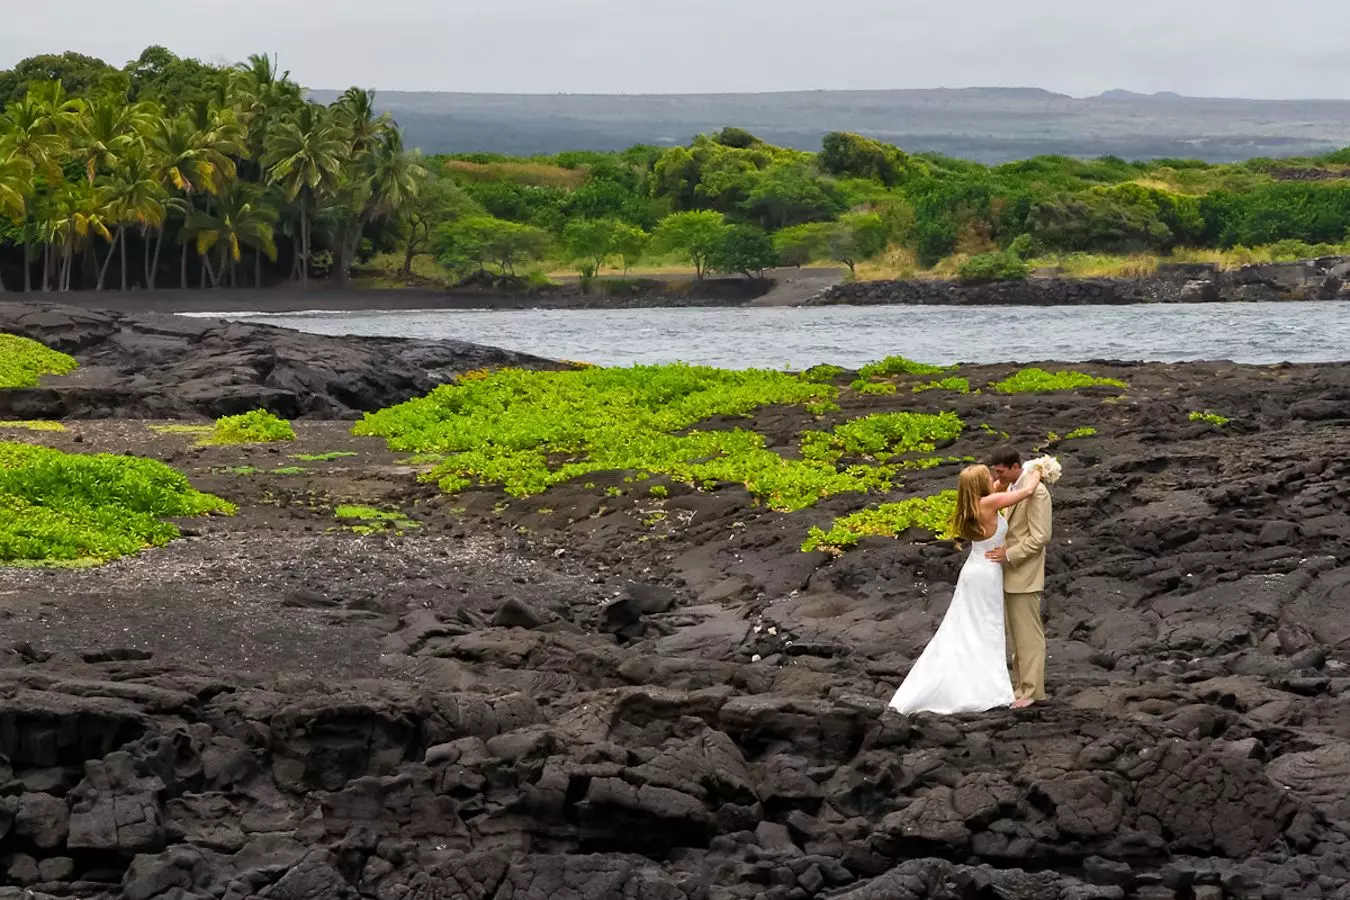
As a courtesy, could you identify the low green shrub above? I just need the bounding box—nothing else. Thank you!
[207,410,296,445]
[0,420,67,432]
[800,364,846,384]
[292,451,359,462]
[335,504,419,534]
[991,368,1127,394]
[913,377,971,394]
[801,412,964,463]
[0,334,78,388]
[1063,426,1098,440]
[851,379,897,395]
[957,251,1030,283]
[0,442,234,564]
[1189,411,1229,426]
[804,400,842,415]
[858,355,948,379]
[802,491,958,553]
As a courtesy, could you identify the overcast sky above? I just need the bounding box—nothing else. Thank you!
[4,0,1349,99]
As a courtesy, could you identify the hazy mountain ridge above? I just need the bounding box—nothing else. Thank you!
[306,87,1350,162]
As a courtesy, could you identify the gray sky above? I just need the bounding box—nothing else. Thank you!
[4,0,1350,99]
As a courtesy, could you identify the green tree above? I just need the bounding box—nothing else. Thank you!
[710,224,777,279]
[612,223,649,274]
[741,164,846,230]
[653,210,728,279]
[99,156,167,290]
[772,222,833,267]
[563,217,621,283]
[396,173,479,276]
[819,132,909,186]
[433,215,550,276]
[826,212,888,277]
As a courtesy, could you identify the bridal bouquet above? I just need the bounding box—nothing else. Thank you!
[1024,455,1063,484]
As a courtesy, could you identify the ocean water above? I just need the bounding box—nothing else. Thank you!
[197,302,1350,369]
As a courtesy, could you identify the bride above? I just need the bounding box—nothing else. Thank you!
[888,463,1045,715]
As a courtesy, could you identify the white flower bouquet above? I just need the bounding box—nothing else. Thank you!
[1024,455,1063,484]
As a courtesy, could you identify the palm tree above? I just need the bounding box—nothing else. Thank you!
[334,88,390,157]
[0,91,73,291]
[181,182,277,287]
[328,129,425,285]
[0,147,34,292]
[263,104,349,288]
[100,156,167,290]
[46,183,111,291]
[74,93,156,185]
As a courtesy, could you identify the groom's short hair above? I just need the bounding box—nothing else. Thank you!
[987,446,1021,468]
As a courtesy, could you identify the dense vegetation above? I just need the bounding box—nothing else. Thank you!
[0,441,233,563]
[6,47,1350,292]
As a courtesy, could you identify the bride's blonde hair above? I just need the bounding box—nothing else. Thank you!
[952,464,995,542]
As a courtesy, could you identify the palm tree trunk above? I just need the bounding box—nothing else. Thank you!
[255,249,262,288]
[181,242,188,290]
[149,226,166,290]
[42,243,50,292]
[22,225,32,292]
[402,242,415,276]
[97,231,118,291]
[300,203,309,289]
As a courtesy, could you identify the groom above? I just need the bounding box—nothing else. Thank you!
[985,447,1053,708]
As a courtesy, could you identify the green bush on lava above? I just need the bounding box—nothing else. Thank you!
[857,355,949,379]
[292,451,358,462]
[800,412,964,463]
[0,442,234,564]
[1189,410,1230,426]
[802,491,958,553]
[0,334,78,389]
[991,368,1127,394]
[334,504,419,535]
[355,363,966,512]
[0,420,67,432]
[800,364,846,384]
[206,409,297,445]
[850,379,897,395]
[913,377,971,394]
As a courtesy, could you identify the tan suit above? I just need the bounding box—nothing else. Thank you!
[1003,482,1052,701]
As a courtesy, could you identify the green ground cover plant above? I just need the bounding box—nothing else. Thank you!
[292,451,359,462]
[913,377,971,394]
[0,420,67,432]
[850,380,897,396]
[334,504,419,535]
[800,412,964,463]
[1189,411,1230,426]
[206,410,296,445]
[0,335,78,388]
[802,491,958,553]
[355,363,964,512]
[0,441,234,564]
[991,368,1128,394]
[858,355,950,379]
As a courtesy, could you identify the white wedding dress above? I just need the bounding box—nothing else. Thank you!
[888,515,1016,715]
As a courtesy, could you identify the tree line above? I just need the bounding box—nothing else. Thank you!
[5,47,1350,293]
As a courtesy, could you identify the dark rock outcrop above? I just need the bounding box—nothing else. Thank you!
[0,301,564,419]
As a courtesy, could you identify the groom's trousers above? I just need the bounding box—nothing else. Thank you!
[1005,591,1047,701]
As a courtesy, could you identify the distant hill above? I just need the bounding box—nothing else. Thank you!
[307,87,1350,163]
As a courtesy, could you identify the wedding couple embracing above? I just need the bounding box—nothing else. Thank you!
[889,447,1055,715]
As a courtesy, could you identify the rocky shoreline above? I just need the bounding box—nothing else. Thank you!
[811,257,1350,307]
[3,317,1350,898]
[9,257,1350,316]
